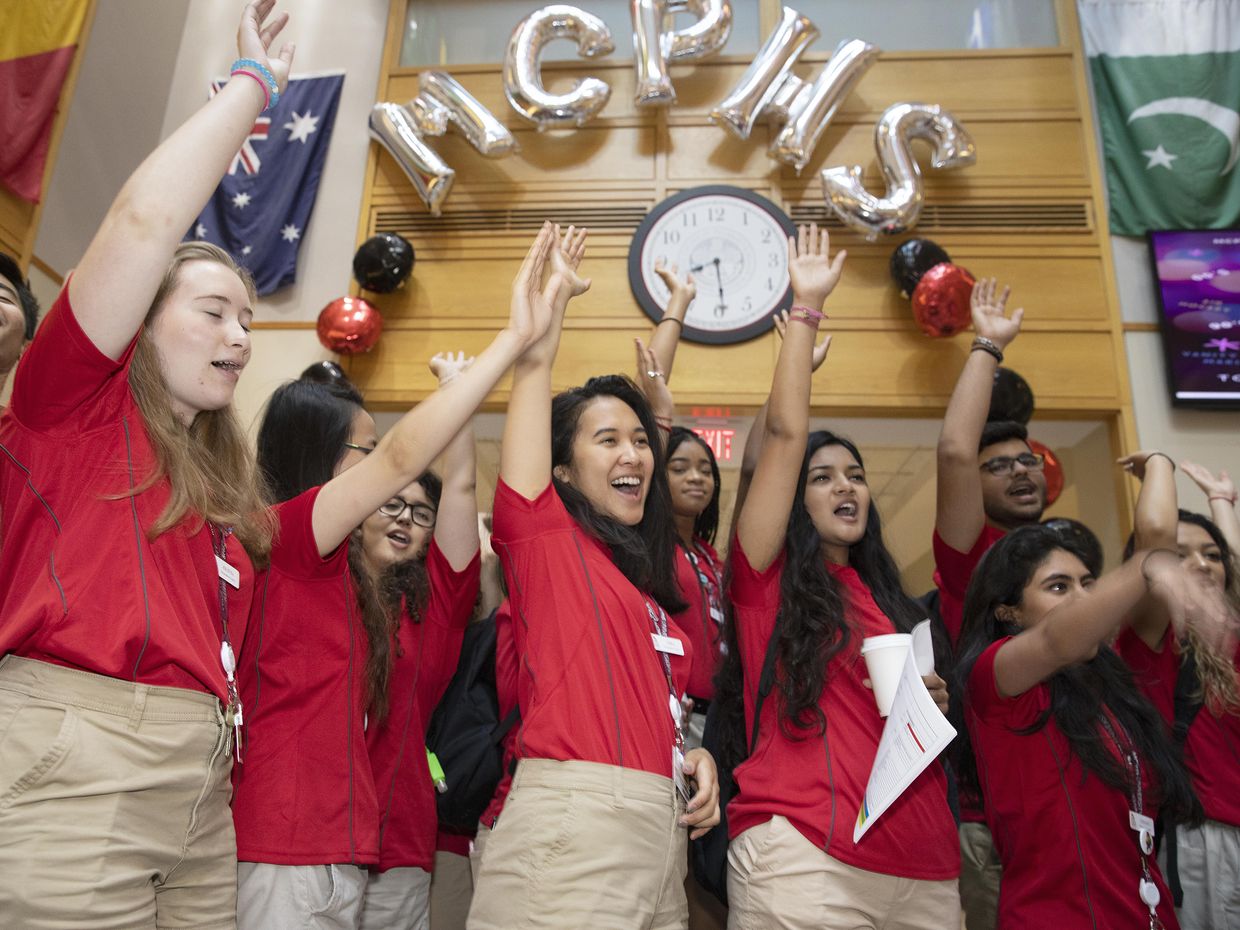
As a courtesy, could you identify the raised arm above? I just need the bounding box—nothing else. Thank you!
[647,261,695,380]
[69,1,294,360]
[736,225,845,570]
[312,225,562,556]
[1119,451,1179,647]
[427,352,481,571]
[500,224,588,499]
[1182,460,1240,559]
[993,550,1224,698]
[935,279,1024,552]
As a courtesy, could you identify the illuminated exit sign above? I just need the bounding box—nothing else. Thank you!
[691,426,736,462]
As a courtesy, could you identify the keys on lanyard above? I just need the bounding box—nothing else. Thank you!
[1101,714,1164,929]
[646,600,691,803]
[213,525,244,761]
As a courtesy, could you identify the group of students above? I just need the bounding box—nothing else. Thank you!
[0,4,1236,930]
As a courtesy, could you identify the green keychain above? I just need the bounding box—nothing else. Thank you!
[426,748,447,793]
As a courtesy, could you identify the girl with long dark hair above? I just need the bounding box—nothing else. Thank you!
[234,228,564,928]
[714,225,959,929]
[953,506,1226,929]
[1113,454,1240,929]
[468,227,720,929]
[0,5,289,924]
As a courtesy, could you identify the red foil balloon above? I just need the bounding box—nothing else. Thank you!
[316,296,383,355]
[911,262,975,338]
[1028,439,1064,506]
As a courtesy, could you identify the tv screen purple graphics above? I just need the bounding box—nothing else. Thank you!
[1149,230,1240,408]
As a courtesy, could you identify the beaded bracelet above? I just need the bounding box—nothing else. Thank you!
[229,69,270,110]
[231,58,280,110]
[971,336,1003,363]
[788,305,826,328]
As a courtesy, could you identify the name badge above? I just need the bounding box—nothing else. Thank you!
[216,555,241,589]
[1129,811,1155,836]
[652,633,684,656]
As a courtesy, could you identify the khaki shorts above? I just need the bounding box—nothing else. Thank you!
[0,655,234,930]
[431,851,473,930]
[362,865,431,930]
[237,862,367,930]
[469,758,688,930]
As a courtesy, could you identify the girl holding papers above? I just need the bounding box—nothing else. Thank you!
[715,225,960,929]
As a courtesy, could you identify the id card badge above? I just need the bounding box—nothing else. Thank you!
[709,604,725,626]
[652,633,684,656]
[216,555,241,589]
[673,746,691,804]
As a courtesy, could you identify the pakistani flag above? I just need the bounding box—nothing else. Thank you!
[1080,0,1240,236]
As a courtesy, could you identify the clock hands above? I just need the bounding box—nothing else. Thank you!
[690,257,728,317]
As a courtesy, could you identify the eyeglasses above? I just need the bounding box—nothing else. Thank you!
[979,452,1045,477]
[343,442,373,455]
[378,497,436,528]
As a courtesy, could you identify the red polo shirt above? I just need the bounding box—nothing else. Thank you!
[368,540,480,872]
[0,285,253,702]
[480,599,518,829]
[726,538,959,881]
[232,488,377,865]
[491,479,692,778]
[672,539,726,702]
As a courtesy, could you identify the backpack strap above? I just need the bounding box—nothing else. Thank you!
[490,705,521,744]
[1165,652,1204,908]
[748,624,782,754]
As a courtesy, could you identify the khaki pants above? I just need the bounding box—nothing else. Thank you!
[236,862,367,930]
[468,823,491,886]
[468,758,689,930]
[362,866,431,930]
[727,815,961,930]
[1176,819,1240,930]
[432,851,474,930]
[958,822,1000,930]
[0,655,235,930]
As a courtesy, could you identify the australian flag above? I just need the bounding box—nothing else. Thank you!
[188,71,344,295]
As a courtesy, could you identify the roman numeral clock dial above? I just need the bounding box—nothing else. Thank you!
[628,186,797,344]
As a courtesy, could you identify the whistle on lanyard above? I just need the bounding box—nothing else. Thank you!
[427,749,447,793]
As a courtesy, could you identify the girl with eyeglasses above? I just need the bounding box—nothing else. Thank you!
[714,226,961,930]
[468,226,721,930]
[0,5,289,924]
[235,227,566,929]
[952,456,1231,929]
[1113,454,1240,930]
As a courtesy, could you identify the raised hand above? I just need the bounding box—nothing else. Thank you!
[1182,460,1238,504]
[429,350,474,386]
[1144,552,1236,652]
[237,1,295,91]
[970,277,1024,350]
[654,260,696,309]
[550,224,591,300]
[787,223,846,310]
[773,309,831,372]
[1117,450,1173,483]
[634,336,673,418]
[508,222,564,349]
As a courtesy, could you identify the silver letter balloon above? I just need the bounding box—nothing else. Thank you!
[632,0,733,107]
[820,102,976,240]
[504,5,616,129]
[368,102,455,215]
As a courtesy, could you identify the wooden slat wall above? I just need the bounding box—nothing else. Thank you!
[347,0,1136,442]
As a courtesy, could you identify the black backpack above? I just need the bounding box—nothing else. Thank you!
[425,609,521,834]
[691,628,782,906]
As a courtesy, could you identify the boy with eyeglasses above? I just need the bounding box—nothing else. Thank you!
[932,277,1047,930]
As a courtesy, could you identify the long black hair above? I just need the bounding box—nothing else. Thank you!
[951,524,1202,825]
[666,426,721,546]
[255,375,398,721]
[715,431,925,762]
[551,375,685,615]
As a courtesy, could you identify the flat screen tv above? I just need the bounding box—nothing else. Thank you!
[1148,230,1240,409]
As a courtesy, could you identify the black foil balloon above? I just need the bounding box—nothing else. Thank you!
[989,367,1035,425]
[890,238,952,298]
[352,233,415,293]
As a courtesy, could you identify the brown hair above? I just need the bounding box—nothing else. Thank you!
[127,242,275,564]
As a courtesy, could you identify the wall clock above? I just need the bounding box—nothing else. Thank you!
[628,185,797,345]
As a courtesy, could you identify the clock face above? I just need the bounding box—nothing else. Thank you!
[628,186,796,345]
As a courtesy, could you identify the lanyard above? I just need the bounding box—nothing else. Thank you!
[210,524,244,761]
[1100,713,1164,930]
[685,544,724,641]
[644,599,685,755]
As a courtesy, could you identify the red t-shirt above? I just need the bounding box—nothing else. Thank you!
[231,488,378,865]
[368,540,480,871]
[966,638,1178,928]
[480,599,519,829]
[672,539,726,701]
[933,523,1005,823]
[0,286,254,702]
[491,479,692,778]
[435,830,472,857]
[726,538,959,881]
[1116,627,1240,827]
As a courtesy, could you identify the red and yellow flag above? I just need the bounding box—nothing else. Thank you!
[0,0,91,203]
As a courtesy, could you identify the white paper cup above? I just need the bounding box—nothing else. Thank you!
[861,633,912,717]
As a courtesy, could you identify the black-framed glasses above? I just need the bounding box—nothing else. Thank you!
[378,497,436,528]
[343,442,373,455]
[980,452,1045,477]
